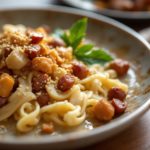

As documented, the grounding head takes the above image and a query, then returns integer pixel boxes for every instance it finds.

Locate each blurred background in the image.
[0,0,149,42]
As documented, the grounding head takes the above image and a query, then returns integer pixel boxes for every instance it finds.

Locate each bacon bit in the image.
[111,98,127,115]
[108,87,126,101]
[57,74,75,92]
[36,92,50,107]
[41,122,54,134]
[29,32,43,44]
[72,63,89,79]
[32,72,49,92]
[24,45,41,59]
[109,59,129,76]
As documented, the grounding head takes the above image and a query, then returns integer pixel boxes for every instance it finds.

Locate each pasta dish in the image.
[0,19,129,134]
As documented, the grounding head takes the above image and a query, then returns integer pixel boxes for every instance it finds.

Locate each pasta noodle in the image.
[0,73,36,121]
[0,23,130,134]
[16,101,40,132]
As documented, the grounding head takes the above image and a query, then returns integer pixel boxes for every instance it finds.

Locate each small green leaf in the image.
[70,18,87,44]
[52,18,113,65]
[61,32,70,46]
[77,57,107,65]
[75,44,94,56]
[59,18,88,49]
[84,49,113,61]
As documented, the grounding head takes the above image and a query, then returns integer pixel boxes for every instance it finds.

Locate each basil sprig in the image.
[54,18,113,64]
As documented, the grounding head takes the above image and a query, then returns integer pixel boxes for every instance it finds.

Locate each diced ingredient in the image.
[32,57,55,74]
[72,63,89,79]
[0,97,8,108]
[108,87,126,101]
[94,99,114,121]
[29,32,43,44]
[6,50,29,70]
[111,98,127,115]
[24,45,41,59]
[0,73,15,97]
[57,74,75,92]
[32,72,49,92]
[48,38,65,48]
[41,122,54,134]
[36,92,50,107]
[109,59,129,76]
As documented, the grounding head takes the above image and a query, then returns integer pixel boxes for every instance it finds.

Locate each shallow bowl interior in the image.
[0,6,150,150]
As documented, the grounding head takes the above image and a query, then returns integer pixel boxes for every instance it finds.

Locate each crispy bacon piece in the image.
[29,32,43,44]
[108,87,126,101]
[36,92,50,107]
[24,45,41,59]
[32,72,49,92]
[111,98,127,115]
[72,63,89,79]
[57,74,75,92]
[109,59,129,76]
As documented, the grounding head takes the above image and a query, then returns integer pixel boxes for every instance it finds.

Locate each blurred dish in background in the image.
[140,27,150,43]
[95,0,150,11]
[62,0,150,19]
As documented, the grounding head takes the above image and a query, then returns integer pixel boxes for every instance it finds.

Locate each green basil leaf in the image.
[59,18,88,49]
[77,57,107,65]
[61,32,70,46]
[75,44,94,56]
[70,18,87,44]
[84,49,113,61]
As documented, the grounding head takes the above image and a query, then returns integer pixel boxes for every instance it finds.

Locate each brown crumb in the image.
[41,122,54,134]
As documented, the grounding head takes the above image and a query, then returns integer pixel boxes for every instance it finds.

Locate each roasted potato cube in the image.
[0,73,15,97]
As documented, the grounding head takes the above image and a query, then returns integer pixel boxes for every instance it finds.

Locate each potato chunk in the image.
[94,99,114,121]
[0,73,15,97]
[6,50,29,70]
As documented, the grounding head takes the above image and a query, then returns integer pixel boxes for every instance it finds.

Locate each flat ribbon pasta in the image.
[41,101,85,126]
[80,73,128,93]
[46,84,80,101]
[0,73,36,121]
[16,101,40,132]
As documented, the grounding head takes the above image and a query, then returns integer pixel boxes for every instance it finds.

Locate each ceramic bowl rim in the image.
[0,5,149,145]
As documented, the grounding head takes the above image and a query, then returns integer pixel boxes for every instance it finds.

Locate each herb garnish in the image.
[53,18,113,64]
